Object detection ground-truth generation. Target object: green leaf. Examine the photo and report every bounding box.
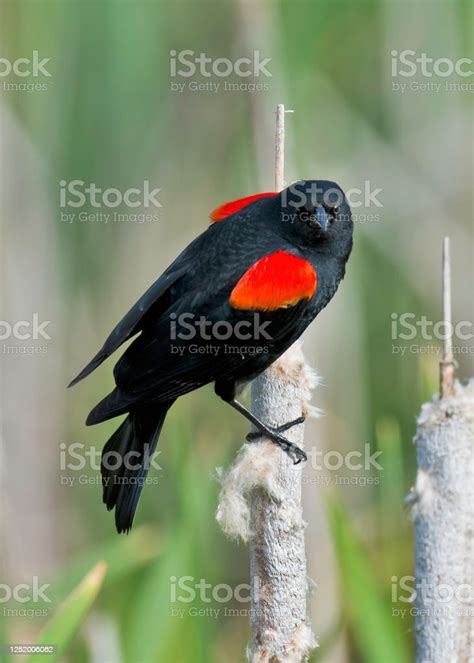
[326,495,410,663]
[25,561,107,663]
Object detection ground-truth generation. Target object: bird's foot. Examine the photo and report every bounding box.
[246,416,307,464]
[246,416,305,440]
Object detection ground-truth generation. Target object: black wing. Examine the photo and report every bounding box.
[86,297,311,425]
[69,195,276,388]
[86,264,316,425]
[72,199,284,387]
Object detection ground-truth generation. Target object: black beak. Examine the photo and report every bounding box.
[306,204,329,234]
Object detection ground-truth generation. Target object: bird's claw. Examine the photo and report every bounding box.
[277,436,307,464]
[245,416,307,464]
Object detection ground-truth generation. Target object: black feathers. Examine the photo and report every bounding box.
[101,402,172,533]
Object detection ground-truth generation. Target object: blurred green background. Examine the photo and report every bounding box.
[1,0,472,661]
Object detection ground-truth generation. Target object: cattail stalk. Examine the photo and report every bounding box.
[217,104,316,663]
[409,238,474,662]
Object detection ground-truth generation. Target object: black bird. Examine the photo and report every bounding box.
[69,180,353,532]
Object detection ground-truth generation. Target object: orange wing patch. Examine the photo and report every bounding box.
[229,251,317,312]
[210,192,277,222]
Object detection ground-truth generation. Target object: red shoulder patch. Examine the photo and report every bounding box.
[210,192,277,222]
[229,251,317,312]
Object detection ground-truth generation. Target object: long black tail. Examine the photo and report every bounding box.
[101,401,173,533]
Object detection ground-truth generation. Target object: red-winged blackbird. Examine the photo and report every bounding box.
[70,180,353,532]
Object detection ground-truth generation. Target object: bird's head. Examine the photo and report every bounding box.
[275,180,353,258]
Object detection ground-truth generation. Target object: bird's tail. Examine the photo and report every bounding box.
[101,401,173,533]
